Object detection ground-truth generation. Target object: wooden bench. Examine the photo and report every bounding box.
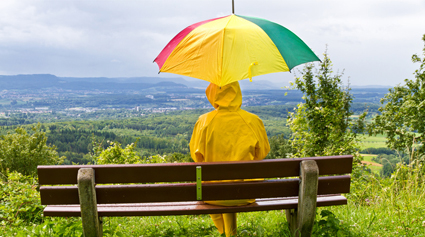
[37,155,353,237]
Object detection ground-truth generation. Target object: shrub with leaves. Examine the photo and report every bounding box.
[0,124,64,178]
[95,141,142,164]
[266,134,296,159]
[165,153,192,163]
[313,210,355,237]
[0,172,43,226]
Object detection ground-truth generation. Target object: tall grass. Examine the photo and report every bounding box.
[338,151,425,236]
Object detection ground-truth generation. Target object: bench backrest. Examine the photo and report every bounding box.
[38,155,353,205]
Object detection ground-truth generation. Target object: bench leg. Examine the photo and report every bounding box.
[297,160,319,237]
[99,217,103,234]
[78,168,102,237]
[285,209,298,235]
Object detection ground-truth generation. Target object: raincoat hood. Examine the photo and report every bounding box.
[206,81,242,111]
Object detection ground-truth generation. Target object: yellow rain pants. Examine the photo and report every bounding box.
[190,81,270,236]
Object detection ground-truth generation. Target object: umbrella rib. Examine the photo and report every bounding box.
[218,15,234,86]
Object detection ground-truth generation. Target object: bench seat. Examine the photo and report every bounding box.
[44,194,347,217]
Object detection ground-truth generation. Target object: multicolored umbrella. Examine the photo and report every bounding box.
[154,14,320,87]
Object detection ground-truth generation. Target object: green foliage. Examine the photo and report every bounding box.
[0,124,63,178]
[92,138,192,165]
[287,51,366,159]
[165,153,193,163]
[380,162,394,177]
[266,134,296,159]
[313,210,354,237]
[0,172,43,226]
[34,219,83,237]
[370,34,425,157]
[95,141,141,164]
[2,218,84,236]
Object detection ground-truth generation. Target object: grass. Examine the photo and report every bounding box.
[337,164,425,236]
[7,200,425,236]
[1,211,293,236]
[329,201,425,236]
[101,212,292,236]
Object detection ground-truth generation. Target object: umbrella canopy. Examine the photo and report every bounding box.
[154,14,320,87]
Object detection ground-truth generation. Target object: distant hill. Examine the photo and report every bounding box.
[351,85,392,89]
[0,74,60,89]
[0,74,284,91]
[0,74,188,91]
[0,74,391,92]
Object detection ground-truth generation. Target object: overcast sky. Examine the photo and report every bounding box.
[0,0,424,86]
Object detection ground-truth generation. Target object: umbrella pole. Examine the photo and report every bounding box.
[232,0,235,14]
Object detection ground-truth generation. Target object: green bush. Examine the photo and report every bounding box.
[0,172,43,226]
[165,152,192,163]
[0,124,64,178]
[313,210,355,237]
[95,141,142,164]
[266,134,296,159]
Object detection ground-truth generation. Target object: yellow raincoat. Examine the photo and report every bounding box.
[189,81,270,236]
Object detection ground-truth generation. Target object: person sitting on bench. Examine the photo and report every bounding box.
[190,81,270,237]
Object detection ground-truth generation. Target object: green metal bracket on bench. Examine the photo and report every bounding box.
[38,155,353,236]
[196,166,202,201]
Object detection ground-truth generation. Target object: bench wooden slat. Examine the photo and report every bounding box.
[40,175,350,205]
[43,194,347,217]
[37,155,353,185]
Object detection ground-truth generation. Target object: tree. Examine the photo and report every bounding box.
[370,34,425,158]
[0,124,64,179]
[287,51,366,159]
[266,134,296,159]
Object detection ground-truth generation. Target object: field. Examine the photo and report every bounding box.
[358,134,387,149]
[358,134,393,174]
[361,154,382,174]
